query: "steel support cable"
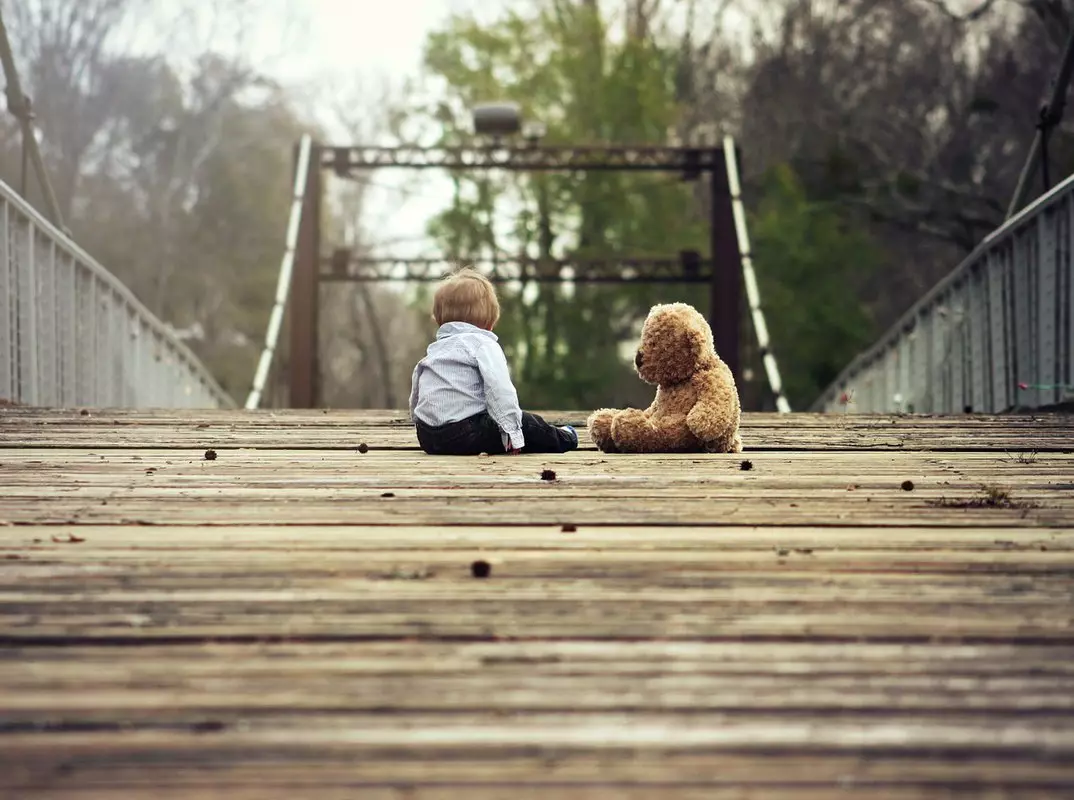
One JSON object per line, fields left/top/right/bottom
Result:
{"left": 1006, "top": 23, "right": 1074, "bottom": 219}
{"left": 0, "top": 6, "right": 66, "bottom": 233}
{"left": 722, "top": 135, "right": 792, "bottom": 413}
{"left": 245, "top": 134, "right": 313, "bottom": 409}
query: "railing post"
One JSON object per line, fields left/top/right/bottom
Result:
{"left": 21, "top": 219, "right": 38, "bottom": 406}
{"left": 0, "top": 198, "right": 10, "bottom": 402}
{"left": 709, "top": 145, "right": 742, "bottom": 388}
{"left": 289, "top": 142, "right": 321, "bottom": 408}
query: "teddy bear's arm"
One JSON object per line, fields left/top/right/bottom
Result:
{"left": 685, "top": 369, "right": 741, "bottom": 452}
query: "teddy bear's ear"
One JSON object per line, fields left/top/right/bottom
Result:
{"left": 682, "top": 304, "right": 716, "bottom": 353}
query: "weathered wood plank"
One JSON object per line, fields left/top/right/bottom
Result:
{"left": 1, "top": 493, "right": 1066, "bottom": 527}
{"left": 3, "top": 426, "right": 1070, "bottom": 451}
{"left": 7, "top": 790, "right": 1069, "bottom": 800}
{"left": 5, "top": 742, "right": 1074, "bottom": 799}
{"left": 1, "top": 447, "right": 1070, "bottom": 527}
{"left": 4, "top": 448, "right": 1071, "bottom": 473}
{"left": 4, "top": 609, "right": 1070, "bottom": 642}
{"left": 2, "top": 786, "right": 1065, "bottom": 798}
{"left": 5, "top": 640, "right": 1073, "bottom": 670}
{"left": 3, "top": 532, "right": 1073, "bottom": 642}
{"left": 2, "top": 408, "right": 1071, "bottom": 451}
{"left": 5, "top": 639, "right": 1074, "bottom": 715}
{"left": 8, "top": 677, "right": 1073, "bottom": 715}
{"left": 7, "top": 408, "right": 1071, "bottom": 423}
{"left": 2, "top": 524, "right": 1071, "bottom": 550}
{"left": 5, "top": 712, "right": 1074, "bottom": 750}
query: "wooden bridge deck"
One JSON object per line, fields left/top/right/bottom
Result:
{"left": 1, "top": 408, "right": 1073, "bottom": 798}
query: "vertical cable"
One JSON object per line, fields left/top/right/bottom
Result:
{"left": 722, "top": 136, "right": 792, "bottom": 413}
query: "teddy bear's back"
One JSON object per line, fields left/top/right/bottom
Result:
{"left": 650, "top": 362, "right": 740, "bottom": 449}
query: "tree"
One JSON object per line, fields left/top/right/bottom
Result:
{"left": 316, "top": 79, "right": 432, "bottom": 409}
{"left": 1, "top": 0, "right": 149, "bottom": 217}
{"left": 749, "top": 164, "right": 881, "bottom": 407}
{"left": 0, "top": 0, "right": 318, "bottom": 401}
{"left": 417, "top": 0, "right": 708, "bottom": 409}
{"left": 731, "top": 0, "right": 1074, "bottom": 336}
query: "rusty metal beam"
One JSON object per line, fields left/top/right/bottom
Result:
{"left": 289, "top": 143, "right": 321, "bottom": 408}
{"left": 320, "top": 253, "right": 711, "bottom": 284}
{"left": 325, "top": 145, "right": 718, "bottom": 174}
{"left": 709, "top": 145, "right": 742, "bottom": 385}
{"left": 306, "top": 139, "right": 745, "bottom": 403}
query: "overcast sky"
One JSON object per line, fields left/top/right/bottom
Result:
{"left": 134, "top": 0, "right": 764, "bottom": 261}
{"left": 264, "top": 0, "right": 484, "bottom": 257}
{"left": 223, "top": 0, "right": 687, "bottom": 260}
{"left": 130, "top": 0, "right": 489, "bottom": 257}
{"left": 129, "top": 0, "right": 742, "bottom": 261}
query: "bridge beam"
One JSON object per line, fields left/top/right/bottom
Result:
{"left": 710, "top": 144, "right": 742, "bottom": 385}
{"left": 289, "top": 142, "right": 321, "bottom": 408}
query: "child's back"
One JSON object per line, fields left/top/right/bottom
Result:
{"left": 408, "top": 269, "right": 577, "bottom": 456}
{"left": 411, "top": 320, "right": 521, "bottom": 446}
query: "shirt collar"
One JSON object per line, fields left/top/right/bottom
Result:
{"left": 436, "top": 321, "right": 498, "bottom": 342}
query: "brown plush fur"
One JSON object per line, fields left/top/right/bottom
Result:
{"left": 587, "top": 303, "right": 742, "bottom": 454}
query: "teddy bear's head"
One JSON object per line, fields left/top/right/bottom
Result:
{"left": 633, "top": 302, "right": 717, "bottom": 386}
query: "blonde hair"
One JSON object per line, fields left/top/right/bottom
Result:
{"left": 432, "top": 267, "right": 500, "bottom": 329}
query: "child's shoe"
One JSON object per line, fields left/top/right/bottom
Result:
{"left": 560, "top": 425, "right": 579, "bottom": 450}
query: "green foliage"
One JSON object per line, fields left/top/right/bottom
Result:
{"left": 417, "top": 1, "right": 887, "bottom": 410}
{"left": 418, "top": 2, "right": 707, "bottom": 409}
{"left": 750, "top": 164, "right": 882, "bottom": 407}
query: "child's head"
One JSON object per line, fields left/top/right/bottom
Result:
{"left": 432, "top": 267, "right": 500, "bottom": 330}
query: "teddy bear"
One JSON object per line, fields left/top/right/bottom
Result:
{"left": 586, "top": 302, "right": 742, "bottom": 454}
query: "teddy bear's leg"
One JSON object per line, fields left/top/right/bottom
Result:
{"left": 701, "top": 430, "right": 743, "bottom": 454}
{"left": 586, "top": 408, "right": 619, "bottom": 453}
{"left": 609, "top": 408, "right": 661, "bottom": 453}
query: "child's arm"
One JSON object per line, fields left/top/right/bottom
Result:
{"left": 473, "top": 341, "right": 525, "bottom": 452}
{"left": 408, "top": 363, "right": 421, "bottom": 420}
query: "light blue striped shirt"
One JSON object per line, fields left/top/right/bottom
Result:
{"left": 409, "top": 322, "right": 525, "bottom": 450}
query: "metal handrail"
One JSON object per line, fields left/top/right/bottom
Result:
{"left": 813, "top": 170, "right": 1074, "bottom": 413}
{"left": 1, "top": 177, "right": 233, "bottom": 408}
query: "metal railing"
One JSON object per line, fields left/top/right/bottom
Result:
{"left": 814, "top": 172, "right": 1074, "bottom": 414}
{"left": 0, "top": 178, "right": 233, "bottom": 408}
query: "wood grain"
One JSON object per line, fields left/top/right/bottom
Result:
{"left": 2, "top": 408, "right": 1072, "bottom": 451}
{"left": 1, "top": 408, "right": 1073, "bottom": 798}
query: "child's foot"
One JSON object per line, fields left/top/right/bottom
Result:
{"left": 560, "top": 425, "right": 578, "bottom": 450}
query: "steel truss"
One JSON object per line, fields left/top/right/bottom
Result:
{"left": 286, "top": 141, "right": 743, "bottom": 409}
{"left": 321, "top": 253, "right": 712, "bottom": 284}
{"left": 324, "top": 145, "right": 720, "bottom": 174}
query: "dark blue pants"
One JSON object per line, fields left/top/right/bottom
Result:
{"left": 415, "top": 411, "right": 577, "bottom": 456}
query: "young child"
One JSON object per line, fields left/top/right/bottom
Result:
{"left": 409, "top": 268, "right": 579, "bottom": 456}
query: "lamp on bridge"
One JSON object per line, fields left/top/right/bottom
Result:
{"left": 472, "top": 103, "right": 548, "bottom": 146}
{"left": 471, "top": 102, "right": 522, "bottom": 140}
